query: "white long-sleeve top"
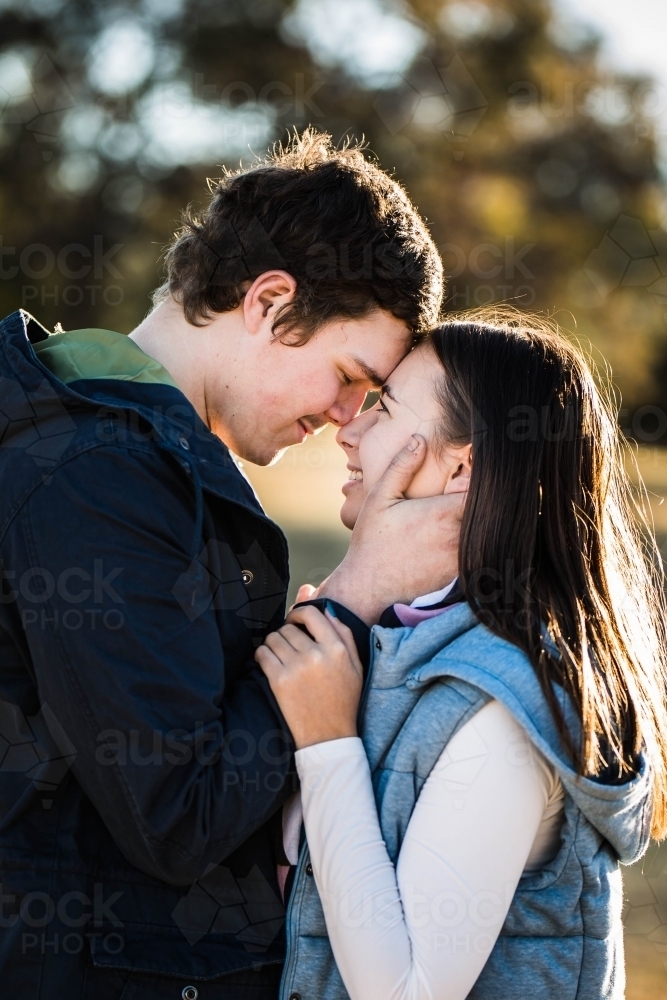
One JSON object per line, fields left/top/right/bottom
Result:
{"left": 294, "top": 700, "right": 564, "bottom": 1000}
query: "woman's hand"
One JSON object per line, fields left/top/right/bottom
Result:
{"left": 255, "top": 605, "right": 364, "bottom": 750}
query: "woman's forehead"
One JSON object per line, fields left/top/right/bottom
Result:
{"left": 390, "top": 341, "right": 440, "bottom": 393}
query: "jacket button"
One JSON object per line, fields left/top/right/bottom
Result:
{"left": 182, "top": 989, "right": 198, "bottom": 1000}
{"left": 241, "top": 569, "right": 254, "bottom": 585}
{"left": 306, "top": 863, "right": 313, "bottom": 876}
{"left": 375, "top": 638, "right": 382, "bottom": 650}
{"left": 178, "top": 436, "right": 190, "bottom": 450}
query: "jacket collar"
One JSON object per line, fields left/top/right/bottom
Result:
{"left": 0, "top": 310, "right": 269, "bottom": 518}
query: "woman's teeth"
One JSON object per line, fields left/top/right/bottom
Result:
{"left": 348, "top": 470, "right": 363, "bottom": 481}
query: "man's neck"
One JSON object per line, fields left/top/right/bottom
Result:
{"left": 129, "top": 298, "right": 198, "bottom": 407}
{"left": 129, "top": 297, "right": 236, "bottom": 430}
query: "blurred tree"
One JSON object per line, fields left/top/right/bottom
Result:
{"left": 0, "top": 0, "right": 665, "bottom": 417}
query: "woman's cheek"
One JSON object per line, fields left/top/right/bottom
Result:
{"left": 359, "top": 429, "right": 402, "bottom": 489}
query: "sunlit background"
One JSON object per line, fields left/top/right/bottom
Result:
{"left": 1, "top": 0, "right": 667, "bottom": 992}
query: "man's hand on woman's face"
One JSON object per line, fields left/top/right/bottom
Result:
{"left": 317, "top": 434, "right": 465, "bottom": 624}
{"left": 255, "top": 605, "right": 364, "bottom": 750}
{"left": 291, "top": 583, "right": 319, "bottom": 609}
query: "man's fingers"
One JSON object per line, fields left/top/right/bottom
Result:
{"left": 368, "top": 434, "right": 426, "bottom": 503}
{"left": 295, "top": 584, "right": 317, "bottom": 604}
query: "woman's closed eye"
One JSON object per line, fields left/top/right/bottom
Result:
{"left": 377, "top": 397, "right": 390, "bottom": 415}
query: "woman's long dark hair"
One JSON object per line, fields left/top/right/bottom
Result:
{"left": 430, "top": 309, "right": 667, "bottom": 839}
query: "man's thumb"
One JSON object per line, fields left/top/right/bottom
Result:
{"left": 295, "top": 584, "right": 317, "bottom": 604}
{"left": 372, "top": 435, "right": 426, "bottom": 501}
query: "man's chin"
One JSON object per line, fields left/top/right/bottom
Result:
{"left": 265, "top": 447, "right": 289, "bottom": 467}
{"left": 240, "top": 428, "right": 314, "bottom": 466}
{"left": 236, "top": 444, "right": 288, "bottom": 468}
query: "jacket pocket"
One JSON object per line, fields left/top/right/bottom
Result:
{"left": 82, "top": 961, "right": 283, "bottom": 999}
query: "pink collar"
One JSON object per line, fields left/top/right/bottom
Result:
{"left": 392, "top": 602, "right": 459, "bottom": 627}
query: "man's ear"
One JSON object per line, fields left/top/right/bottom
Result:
{"left": 243, "top": 270, "right": 297, "bottom": 336}
{"left": 444, "top": 443, "right": 472, "bottom": 495}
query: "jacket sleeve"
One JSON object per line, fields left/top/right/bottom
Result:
{"left": 9, "top": 443, "right": 295, "bottom": 885}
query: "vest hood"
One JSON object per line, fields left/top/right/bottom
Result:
{"left": 372, "top": 602, "right": 653, "bottom": 866}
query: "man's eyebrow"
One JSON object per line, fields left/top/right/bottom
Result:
{"left": 347, "top": 355, "right": 386, "bottom": 387}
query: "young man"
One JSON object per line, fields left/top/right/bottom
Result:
{"left": 0, "top": 131, "right": 457, "bottom": 998}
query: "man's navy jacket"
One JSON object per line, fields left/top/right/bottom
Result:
{"left": 0, "top": 310, "right": 295, "bottom": 996}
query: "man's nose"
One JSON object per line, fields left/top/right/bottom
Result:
{"left": 325, "top": 385, "right": 368, "bottom": 428}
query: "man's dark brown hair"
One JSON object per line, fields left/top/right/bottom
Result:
{"left": 154, "top": 129, "right": 443, "bottom": 343}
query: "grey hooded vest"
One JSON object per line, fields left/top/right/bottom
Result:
{"left": 279, "top": 603, "right": 652, "bottom": 1000}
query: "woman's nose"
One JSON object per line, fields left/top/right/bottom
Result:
{"left": 336, "top": 406, "right": 376, "bottom": 450}
{"left": 336, "top": 420, "right": 357, "bottom": 451}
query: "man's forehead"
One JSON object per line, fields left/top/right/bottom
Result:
{"left": 344, "top": 354, "right": 387, "bottom": 387}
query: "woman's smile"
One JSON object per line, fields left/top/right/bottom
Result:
{"left": 342, "top": 467, "right": 364, "bottom": 494}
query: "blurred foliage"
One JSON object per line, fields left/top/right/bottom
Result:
{"left": 0, "top": 0, "right": 666, "bottom": 416}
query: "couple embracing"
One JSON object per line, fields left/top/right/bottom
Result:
{"left": 0, "top": 130, "right": 665, "bottom": 1000}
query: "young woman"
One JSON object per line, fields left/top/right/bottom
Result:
{"left": 255, "top": 313, "right": 667, "bottom": 1000}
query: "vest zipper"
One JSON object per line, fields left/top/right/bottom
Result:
{"left": 356, "top": 634, "right": 377, "bottom": 732}
{"left": 278, "top": 639, "right": 378, "bottom": 999}
{"left": 278, "top": 839, "right": 311, "bottom": 1000}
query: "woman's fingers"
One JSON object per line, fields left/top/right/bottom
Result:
{"left": 277, "top": 622, "right": 317, "bottom": 653}
{"left": 255, "top": 607, "right": 364, "bottom": 750}
{"left": 263, "top": 629, "right": 299, "bottom": 664}
{"left": 326, "top": 613, "right": 363, "bottom": 676}
{"left": 285, "top": 604, "right": 339, "bottom": 644}
{"left": 254, "top": 643, "right": 283, "bottom": 679}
